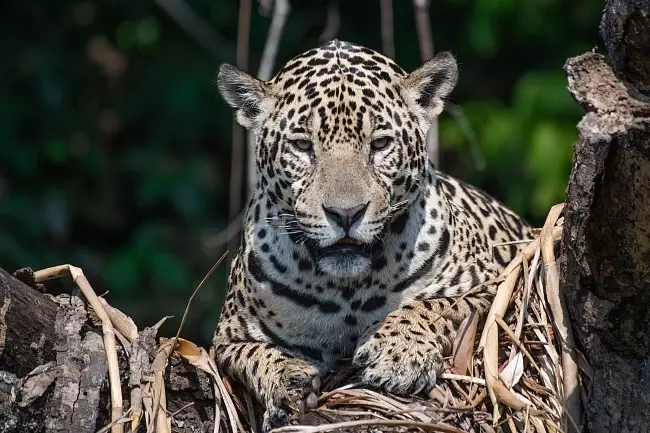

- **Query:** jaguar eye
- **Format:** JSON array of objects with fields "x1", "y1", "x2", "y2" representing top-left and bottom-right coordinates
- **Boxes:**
[
  {"x1": 371, "y1": 137, "x2": 390, "y2": 151},
  {"x1": 292, "y1": 139, "x2": 313, "y2": 152}
]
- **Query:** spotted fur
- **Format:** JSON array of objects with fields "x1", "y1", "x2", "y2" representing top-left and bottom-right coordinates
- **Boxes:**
[{"x1": 213, "y1": 40, "x2": 531, "y2": 432}]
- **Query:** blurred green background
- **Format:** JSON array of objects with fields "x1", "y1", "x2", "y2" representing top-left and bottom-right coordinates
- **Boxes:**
[{"x1": 0, "y1": 0, "x2": 600, "y2": 345}]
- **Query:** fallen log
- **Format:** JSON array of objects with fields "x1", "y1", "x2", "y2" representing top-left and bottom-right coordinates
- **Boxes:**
[{"x1": 0, "y1": 268, "x2": 218, "y2": 433}]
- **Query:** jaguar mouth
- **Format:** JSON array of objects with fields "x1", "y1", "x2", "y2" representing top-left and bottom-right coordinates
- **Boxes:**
[
  {"x1": 321, "y1": 237, "x2": 368, "y2": 256},
  {"x1": 338, "y1": 236, "x2": 361, "y2": 245},
  {"x1": 304, "y1": 234, "x2": 383, "y2": 278}
]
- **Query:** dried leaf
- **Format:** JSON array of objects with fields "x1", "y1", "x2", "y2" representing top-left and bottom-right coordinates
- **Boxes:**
[
  {"x1": 173, "y1": 337, "x2": 201, "y2": 361},
  {"x1": 452, "y1": 308, "x2": 478, "y2": 375},
  {"x1": 500, "y1": 352, "x2": 525, "y2": 389},
  {"x1": 173, "y1": 338, "x2": 241, "y2": 433},
  {"x1": 574, "y1": 346, "x2": 594, "y2": 378}
]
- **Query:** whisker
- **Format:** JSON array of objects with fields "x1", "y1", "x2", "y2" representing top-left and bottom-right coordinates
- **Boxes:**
[{"x1": 389, "y1": 199, "x2": 409, "y2": 214}]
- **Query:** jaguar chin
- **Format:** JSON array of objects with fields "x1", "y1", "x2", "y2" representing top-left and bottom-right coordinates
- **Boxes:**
[{"x1": 309, "y1": 237, "x2": 376, "y2": 279}]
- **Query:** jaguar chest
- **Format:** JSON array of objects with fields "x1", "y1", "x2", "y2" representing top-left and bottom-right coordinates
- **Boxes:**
[{"x1": 249, "y1": 274, "x2": 403, "y2": 366}]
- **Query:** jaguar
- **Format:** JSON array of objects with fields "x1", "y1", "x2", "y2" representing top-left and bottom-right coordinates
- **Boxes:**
[{"x1": 213, "y1": 39, "x2": 530, "y2": 432}]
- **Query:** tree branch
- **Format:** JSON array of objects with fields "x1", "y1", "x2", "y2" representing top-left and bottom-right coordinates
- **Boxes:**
[
  {"x1": 412, "y1": 0, "x2": 439, "y2": 167},
  {"x1": 319, "y1": 0, "x2": 341, "y2": 42},
  {"x1": 228, "y1": 0, "x2": 253, "y2": 258},
  {"x1": 257, "y1": 0, "x2": 291, "y2": 82},
  {"x1": 247, "y1": 0, "x2": 292, "y2": 197},
  {"x1": 380, "y1": 0, "x2": 395, "y2": 59},
  {"x1": 153, "y1": 0, "x2": 235, "y2": 59},
  {"x1": 444, "y1": 103, "x2": 486, "y2": 171}
]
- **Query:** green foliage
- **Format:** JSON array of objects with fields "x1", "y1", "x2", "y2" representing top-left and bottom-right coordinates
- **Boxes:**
[
  {"x1": 440, "y1": 69, "x2": 578, "y2": 222},
  {"x1": 0, "y1": 0, "x2": 601, "y2": 344}
]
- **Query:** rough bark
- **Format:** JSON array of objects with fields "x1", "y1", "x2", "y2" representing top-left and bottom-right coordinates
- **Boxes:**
[
  {"x1": 0, "y1": 268, "x2": 57, "y2": 377},
  {"x1": 560, "y1": 1, "x2": 650, "y2": 431},
  {"x1": 0, "y1": 268, "x2": 217, "y2": 433}
]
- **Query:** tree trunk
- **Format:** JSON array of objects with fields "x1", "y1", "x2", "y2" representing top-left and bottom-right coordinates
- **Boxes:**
[{"x1": 560, "y1": 0, "x2": 650, "y2": 431}]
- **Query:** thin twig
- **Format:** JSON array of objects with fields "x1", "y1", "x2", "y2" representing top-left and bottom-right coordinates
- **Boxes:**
[
  {"x1": 153, "y1": 0, "x2": 235, "y2": 59},
  {"x1": 173, "y1": 251, "x2": 228, "y2": 350},
  {"x1": 440, "y1": 373, "x2": 486, "y2": 386},
  {"x1": 213, "y1": 382, "x2": 222, "y2": 433},
  {"x1": 247, "y1": 0, "x2": 292, "y2": 197},
  {"x1": 412, "y1": 0, "x2": 434, "y2": 58},
  {"x1": 168, "y1": 402, "x2": 195, "y2": 419},
  {"x1": 257, "y1": 0, "x2": 291, "y2": 81},
  {"x1": 202, "y1": 209, "x2": 246, "y2": 253},
  {"x1": 380, "y1": 0, "x2": 395, "y2": 59},
  {"x1": 228, "y1": 0, "x2": 253, "y2": 258},
  {"x1": 517, "y1": 247, "x2": 541, "y2": 340},
  {"x1": 412, "y1": 0, "x2": 439, "y2": 167},
  {"x1": 318, "y1": 0, "x2": 340, "y2": 42},
  {"x1": 495, "y1": 316, "x2": 543, "y2": 376},
  {"x1": 95, "y1": 407, "x2": 133, "y2": 433},
  {"x1": 270, "y1": 418, "x2": 466, "y2": 433},
  {"x1": 243, "y1": 390, "x2": 259, "y2": 433},
  {"x1": 445, "y1": 103, "x2": 486, "y2": 171},
  {"x1": 492, "y1": 239, "x2": 533, "y2": 249}
]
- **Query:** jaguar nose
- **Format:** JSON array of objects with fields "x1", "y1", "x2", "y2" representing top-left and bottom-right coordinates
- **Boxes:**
[{"x1": 322, "y1": 202, "x2": 369, "y2": 233}]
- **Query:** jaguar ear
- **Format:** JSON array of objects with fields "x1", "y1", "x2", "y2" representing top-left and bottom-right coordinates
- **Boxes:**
[
  {"x1": 217, "y1": 64, "x2": 272, "y2": 130},
  {"x1": 401, "y1": 52, "x2": 458, "y2": 121}
]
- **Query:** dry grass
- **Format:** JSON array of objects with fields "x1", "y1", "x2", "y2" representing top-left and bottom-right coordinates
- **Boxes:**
[{"x1": 33, "y1": 202, "x2": 587, "y2": 433}]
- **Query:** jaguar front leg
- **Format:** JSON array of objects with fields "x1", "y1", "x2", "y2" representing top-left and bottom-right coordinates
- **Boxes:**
[
  {"x1": 214, "y1": 338, "x2": 321, "y2": 432},
  {"x1": 215, "y1": 339, "x2": 321, "y2": 432},
  {"x1": 352, "y1": 291, "x2": 493, "y2": 395}
]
